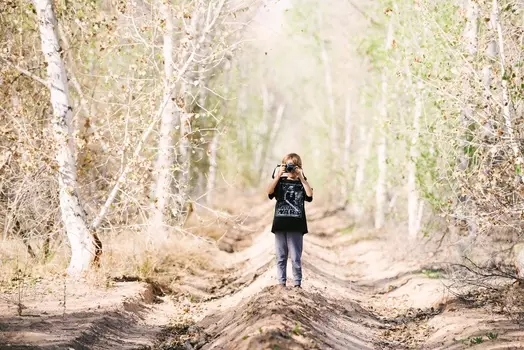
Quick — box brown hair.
[282,153,302,168]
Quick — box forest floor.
[1,199,524,349]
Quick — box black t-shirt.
[268,178,313,234]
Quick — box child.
[266,153,313,288]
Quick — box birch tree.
[341,96,353,199]
[375,19,394,230]
[407,80,423,239]
[352,124,372,220]
[33,0,97,276]
[456,0,479,254]
[150,1,176,238]
[491,0,519,166]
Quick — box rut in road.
[156,206,450,350]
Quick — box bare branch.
[0,57,49,88]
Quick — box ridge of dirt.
[155,209,386,350]
[155,206,524,350]
[0,280,171,349]
[3,203,524,349]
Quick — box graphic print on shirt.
[276,182,304,218]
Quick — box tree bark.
[375,20,393,230]
[459,0,479,172]
[492,0,519,164]
[352,125,372,220]
[259,103,285,181]
[456,0,480,256]
[33,0,95,276]
[254,83,271,175]
[150,1,176,239]
[206,132,220,205]
[408,81,423,239]
[342,96,352,199]
[177,101,192,211]
[320,39,337,157]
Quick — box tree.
[375,19,394,230]
[149,0,176,239]
[33,0,98,276]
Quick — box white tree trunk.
[34,0,95,276]
[259,103,285,181]
[459,0,479,171]
[492,0,520,164]
[319,34,338,165]
[342,96,352,198]
[352,125,372,220]
[456,0,480,256]
[206,132,220,205]
[150,2,175,238]
[177,104,191,210]
[254,83,271,170]
[375,21,393,230]
[408,81,423,239]
[375,94,387,229]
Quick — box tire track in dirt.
[158,205,524,350]
[156,208,401,350]
[0,282,172,350]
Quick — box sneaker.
[293,285,301,289]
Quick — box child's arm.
[298,168,313,201]
[267,165,284,197]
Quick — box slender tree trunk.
[456,0,480,256]
[342,96,352,200]
[150,2,175,238]
[206,132,220,205]
[320,40,337,156]
[178,101,191,205]
[236,66,248,151]
[33,0,95,276]
[491,0,524,269]
[375,92,387,229]
[254,83,270,170]
[352,125,372,220]
[375,20,394,230]
[492,0,519,164]
[459,0,479,172]
[408,81,423,239]
[259,103,285,181]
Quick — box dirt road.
[155,205,524,350]
[1,204,522,349]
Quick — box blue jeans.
[275,232,303,286]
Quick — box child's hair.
[282,153,302,168]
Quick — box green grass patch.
[338,225,356,235]
[421,269,442,279]
[487,332,498,340]
[470,336,483,344]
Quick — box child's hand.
[297,167,305,179]
[277,164,285,177]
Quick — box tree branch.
[0,57,49,88]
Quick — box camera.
[285,163,297,173]
[271,163,306,180]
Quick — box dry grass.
[101,230,216,283]
[0,239,69,290]
[0,188,269,309]
[0,229,217,292]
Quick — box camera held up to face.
[285,163,297,173]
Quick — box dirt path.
[155,206,524,350]
[2,204,523,349]
[0,278,178,349]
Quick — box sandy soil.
[2,204,524,349]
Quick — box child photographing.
[266,153,313,288]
